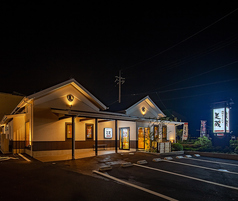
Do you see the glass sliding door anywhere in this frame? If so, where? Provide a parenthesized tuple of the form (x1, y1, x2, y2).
(119, 127, 130, 150)
(145, 127, 150, 151)
(138, 127, 145, 149)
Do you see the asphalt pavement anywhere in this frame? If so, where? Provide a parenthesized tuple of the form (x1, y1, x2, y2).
(1, 152, 238, 201)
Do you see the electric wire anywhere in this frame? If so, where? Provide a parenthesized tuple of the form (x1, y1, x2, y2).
(122, 7, 238, 71)
(124, 34, 238, 80)
(156, 36, 238, 73)
(152, 60, 238, 91)
(126, 78, 238, 96)
(153, 88, 238, 101)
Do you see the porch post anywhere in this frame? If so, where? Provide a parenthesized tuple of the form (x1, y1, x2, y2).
(95, 118, 98, 156)
(72, 116, 75, 160)
(115, 120, 117, 153)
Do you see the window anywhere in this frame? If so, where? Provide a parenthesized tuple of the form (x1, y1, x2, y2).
(86, 124, 93, 139)
(154, 125, 158, 139)
(138, 127, 145, 149)
(66, 123, 72, 139)
(162, 126, 167, 141)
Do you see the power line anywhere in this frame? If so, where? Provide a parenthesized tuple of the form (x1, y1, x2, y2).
(122, 7, 238, 71)
(153, 60, 238, 91)
(126, 78, 238, 96)
(153, 88, 238, 101)
(155, 36, 238, 73)
(152, 78, 238, 94)
(123, 34, 238, 81)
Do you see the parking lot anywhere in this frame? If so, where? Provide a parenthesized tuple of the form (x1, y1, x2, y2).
(1, 152, 238, 201)
(92, 152, 238, 201)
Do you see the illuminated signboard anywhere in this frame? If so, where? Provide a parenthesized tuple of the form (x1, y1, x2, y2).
(104, 128, 113, 139)
(213, 108, 229, 133)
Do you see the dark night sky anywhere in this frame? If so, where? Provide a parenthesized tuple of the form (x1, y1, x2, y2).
(0, 2, 238, 136)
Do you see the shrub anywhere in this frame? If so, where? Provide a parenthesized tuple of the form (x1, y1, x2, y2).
(172, 143, 183, 151)
(194, 136, 212, 147)
(230, 140, 238, 152)
(234, 146, 238, 154)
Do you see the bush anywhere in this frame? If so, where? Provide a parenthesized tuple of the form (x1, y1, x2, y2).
(234, 146, 238, 154)
(194, 136, 212, 147)
(230, 140, 238, 152)
(172, 143, 183, 151)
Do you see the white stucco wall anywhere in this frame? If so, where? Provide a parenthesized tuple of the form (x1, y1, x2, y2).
(13, 116, 25, 141)
(33, 115, 94, 141)
(33, 84, 103, 142)
(167, 124, 176, 142)
(98, 120, 115, 140)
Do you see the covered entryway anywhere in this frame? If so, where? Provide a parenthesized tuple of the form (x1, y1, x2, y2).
(48, 108, 138, 160)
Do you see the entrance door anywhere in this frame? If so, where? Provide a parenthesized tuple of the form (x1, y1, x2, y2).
(138, 127, 145, 149)
(119, 127, 130, 150)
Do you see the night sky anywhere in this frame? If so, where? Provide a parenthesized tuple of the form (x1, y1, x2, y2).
(1, 2, 238, 136)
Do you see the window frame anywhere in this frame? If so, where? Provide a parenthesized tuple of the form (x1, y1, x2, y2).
(65, 122, 72, 139)
(85, 124, 94, 140)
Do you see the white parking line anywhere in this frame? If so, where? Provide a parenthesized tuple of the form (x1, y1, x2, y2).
(93, 170, 178, 201)
(18, 153, 31, 162)
(163, 160, 238, 175)
(134, 164, 238, 191)
(185, 157, 238, 167)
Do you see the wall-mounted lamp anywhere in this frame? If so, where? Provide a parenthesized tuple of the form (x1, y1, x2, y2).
(67, 94, 74, 106)
(141, 107, 146, 116)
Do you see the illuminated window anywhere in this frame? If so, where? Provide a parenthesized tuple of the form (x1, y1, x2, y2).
(138, 127, 145, 149)
(86, 124, 93, 139)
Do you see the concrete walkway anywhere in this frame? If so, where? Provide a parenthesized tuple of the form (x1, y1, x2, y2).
(35, 149, 136, 162)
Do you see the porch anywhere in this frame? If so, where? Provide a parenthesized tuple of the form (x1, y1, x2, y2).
(34, 148, 136, 162)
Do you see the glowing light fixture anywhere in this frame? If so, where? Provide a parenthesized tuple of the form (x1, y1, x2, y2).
(67, 94, 74, 106)
(141, 107, 146, 116)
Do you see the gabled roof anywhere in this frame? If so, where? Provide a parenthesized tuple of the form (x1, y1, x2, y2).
(27, 78, 107, 110)
(125, 95, 165, 118)
(0, 92, 24, 119)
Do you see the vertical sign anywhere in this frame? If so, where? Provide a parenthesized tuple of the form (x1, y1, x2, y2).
(226, 107, 230, 133)
(213, 108, 225, 133)
(182, 123, 188, 141)
(200, 120, 207, 137)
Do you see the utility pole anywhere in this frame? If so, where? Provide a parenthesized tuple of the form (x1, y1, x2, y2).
(115, 70, 125, 103)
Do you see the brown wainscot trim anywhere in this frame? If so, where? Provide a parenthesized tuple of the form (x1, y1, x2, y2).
(33, 140, 137, 151)
(10, 141, 25, 150)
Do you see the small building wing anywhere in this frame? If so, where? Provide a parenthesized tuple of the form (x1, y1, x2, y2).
(125, 96, 166, 119)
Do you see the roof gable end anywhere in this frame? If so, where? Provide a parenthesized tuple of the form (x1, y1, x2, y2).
(27, 79, 107, 110)
(125, 95, 165, 119)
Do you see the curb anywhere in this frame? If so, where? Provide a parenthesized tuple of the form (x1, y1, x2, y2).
(184, 151, 238, 161)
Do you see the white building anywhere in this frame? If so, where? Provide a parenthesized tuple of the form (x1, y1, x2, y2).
(0, 79, 184, 159)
